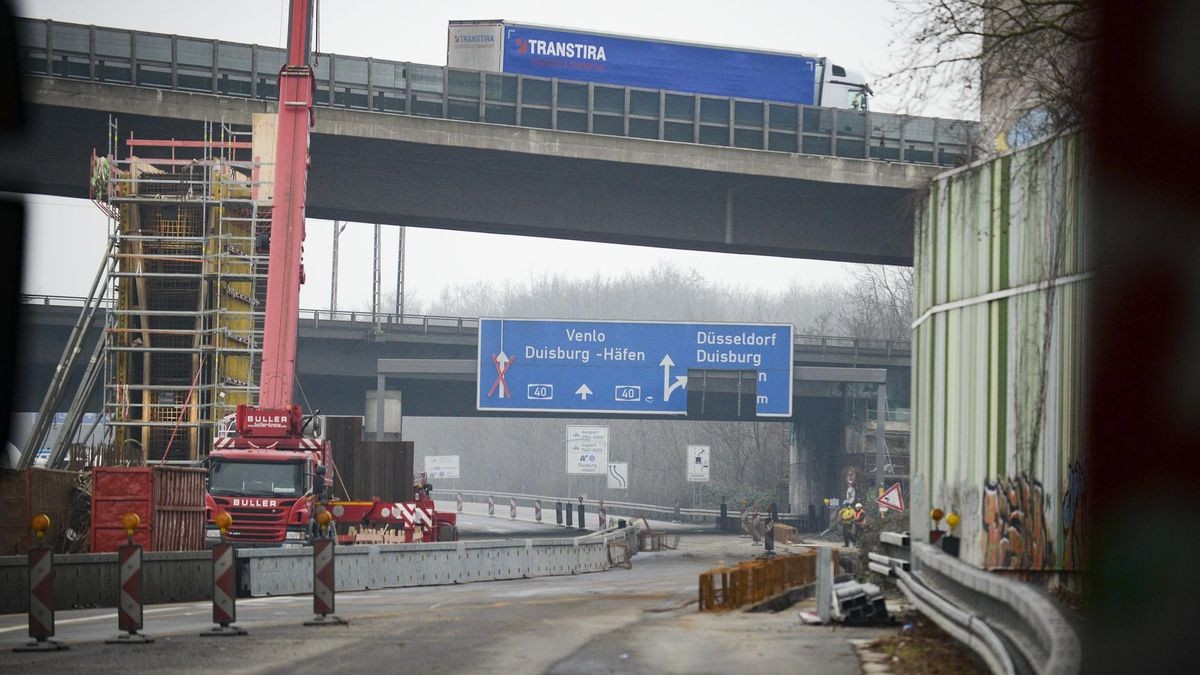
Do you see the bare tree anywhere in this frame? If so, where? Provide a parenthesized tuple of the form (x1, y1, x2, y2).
(886, 0, 1097, 145)
(840, 265, 914, 342)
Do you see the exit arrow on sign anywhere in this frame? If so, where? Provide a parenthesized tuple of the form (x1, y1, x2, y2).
(575, 384, 593, 400)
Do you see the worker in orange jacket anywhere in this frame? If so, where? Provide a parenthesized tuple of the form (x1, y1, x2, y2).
(852, 502, 867, 543)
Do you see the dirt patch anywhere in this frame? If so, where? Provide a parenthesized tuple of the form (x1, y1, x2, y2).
(861, 612, 988, 674)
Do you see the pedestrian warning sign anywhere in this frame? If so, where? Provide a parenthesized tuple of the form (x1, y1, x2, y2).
(876, 483, 905, 513)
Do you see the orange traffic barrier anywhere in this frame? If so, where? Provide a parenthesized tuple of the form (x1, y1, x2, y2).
(698, 549, 838, 612)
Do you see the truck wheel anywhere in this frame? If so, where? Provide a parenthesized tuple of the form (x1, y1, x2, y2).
(437, 524, 458, 542)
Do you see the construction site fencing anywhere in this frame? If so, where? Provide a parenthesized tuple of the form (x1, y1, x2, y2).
(698, 548, 830, 611)
(17, 18, 978, 168)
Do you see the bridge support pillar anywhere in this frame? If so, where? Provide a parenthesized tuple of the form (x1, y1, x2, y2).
(789, 399, 846, 531)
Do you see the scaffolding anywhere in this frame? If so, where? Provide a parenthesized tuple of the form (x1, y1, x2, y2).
(94, 120, 272, 462)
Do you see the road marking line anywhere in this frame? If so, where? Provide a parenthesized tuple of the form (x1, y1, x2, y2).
(0, 603, 207, 634)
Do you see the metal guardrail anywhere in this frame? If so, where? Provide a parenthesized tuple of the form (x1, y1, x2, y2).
(909, 542, 1081, 674)
(884, 540, 1081, 675)
(19, 293, 114, 308)
(895, 565, 1017, 675)
(300, 307, 479, 336)
(436, 488, 805, 527)
(16, 18, 978, 167)
(21, 293, 912, 356)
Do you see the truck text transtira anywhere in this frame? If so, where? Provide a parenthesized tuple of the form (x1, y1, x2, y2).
(448, 20, 872, 109)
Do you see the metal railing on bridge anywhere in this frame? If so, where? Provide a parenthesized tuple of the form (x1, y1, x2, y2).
(300, 307, 479, 336)
(16, 18, 978, 167)
(434, 488, 808, 528)
(22, 293, 912, 357)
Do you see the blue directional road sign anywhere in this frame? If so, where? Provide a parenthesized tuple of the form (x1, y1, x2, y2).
(477, 318, 793, 416)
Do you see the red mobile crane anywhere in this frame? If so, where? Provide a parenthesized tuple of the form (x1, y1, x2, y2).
(204, 0, 455, 546)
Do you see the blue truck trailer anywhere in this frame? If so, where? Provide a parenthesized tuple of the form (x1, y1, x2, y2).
(447, 20, 870, 109)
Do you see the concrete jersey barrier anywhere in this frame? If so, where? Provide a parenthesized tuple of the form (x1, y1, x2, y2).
(0, 528, 638, 614)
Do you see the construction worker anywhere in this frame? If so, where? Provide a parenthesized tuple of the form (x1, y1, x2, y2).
(852, 502, 867, 544)
(839, 502, 856, 547)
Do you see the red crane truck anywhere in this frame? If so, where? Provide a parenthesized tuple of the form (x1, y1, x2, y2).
(203, 0, 455, 547)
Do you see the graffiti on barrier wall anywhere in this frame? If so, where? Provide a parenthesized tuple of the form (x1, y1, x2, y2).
(982, 475, 1055, 570)
(1061, 462, 1086, 569)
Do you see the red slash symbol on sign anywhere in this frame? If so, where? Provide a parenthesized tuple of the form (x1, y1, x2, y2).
(488, 351, 514, 398)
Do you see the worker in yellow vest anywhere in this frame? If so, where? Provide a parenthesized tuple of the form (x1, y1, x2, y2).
(839, 503, 856, 547)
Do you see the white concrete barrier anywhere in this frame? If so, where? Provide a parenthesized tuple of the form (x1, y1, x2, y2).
(240, 529, 634, 596)
(0, 528, 639, 612)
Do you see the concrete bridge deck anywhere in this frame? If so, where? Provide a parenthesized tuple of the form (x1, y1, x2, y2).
(3, 18, 981, 265)
(16, 296, 911, 418)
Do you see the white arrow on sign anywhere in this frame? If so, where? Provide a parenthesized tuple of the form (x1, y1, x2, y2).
(660, 355, 688, 402)
(489, 350, 513, 398)
(575, 384, 593, 400)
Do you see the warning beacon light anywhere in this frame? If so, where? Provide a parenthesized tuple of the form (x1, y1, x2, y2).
(121, 512, 141, 539)
(31, 513, 50, 541)
(215, 511, 233, 536)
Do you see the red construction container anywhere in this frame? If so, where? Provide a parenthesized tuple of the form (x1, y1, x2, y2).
(90, 466, 206, 552)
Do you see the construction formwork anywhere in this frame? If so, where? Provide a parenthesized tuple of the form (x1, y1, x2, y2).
(93, 120, 272, 462)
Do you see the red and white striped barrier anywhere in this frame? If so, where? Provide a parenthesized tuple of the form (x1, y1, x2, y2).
(534, 499, 543, 523)
(488, 495, 495, 516)
(456, 492, 463, 512)
(14, 546, 67, 652)
(509, 498, 517, 520)
(385, 503, 433, 530)
(201, 543, 246, 636)
(304, 539, 347, 626)
(106, 544, 153, 644)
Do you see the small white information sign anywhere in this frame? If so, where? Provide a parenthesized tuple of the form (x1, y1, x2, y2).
(567, 426, 609, 475)
(607, 462, 629, 489)
(424, 455, 460, 479)
(686, 445, 710, 482)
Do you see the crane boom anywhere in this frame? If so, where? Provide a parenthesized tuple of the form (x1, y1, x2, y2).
(205, 0, 457, 548)
(259, 0, 314, 411)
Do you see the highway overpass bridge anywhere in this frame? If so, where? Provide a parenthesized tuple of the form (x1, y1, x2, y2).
(16, 296, 910, 419)
(3, 19, 978, 265)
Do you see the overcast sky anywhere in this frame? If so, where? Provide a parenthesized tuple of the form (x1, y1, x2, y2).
(16, 0, 955, 312)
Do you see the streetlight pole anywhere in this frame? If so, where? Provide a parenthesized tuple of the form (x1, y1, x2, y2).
(330, 221, 346, 312)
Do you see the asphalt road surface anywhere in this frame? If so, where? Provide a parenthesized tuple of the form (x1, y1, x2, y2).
(0, 534, 891, 674)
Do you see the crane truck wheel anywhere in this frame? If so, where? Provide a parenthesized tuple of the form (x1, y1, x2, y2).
(437, 524, 458, 542)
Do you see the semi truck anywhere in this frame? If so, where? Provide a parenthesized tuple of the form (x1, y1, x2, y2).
(448, 20, 871, 109)
(203, 0, 454, 547)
